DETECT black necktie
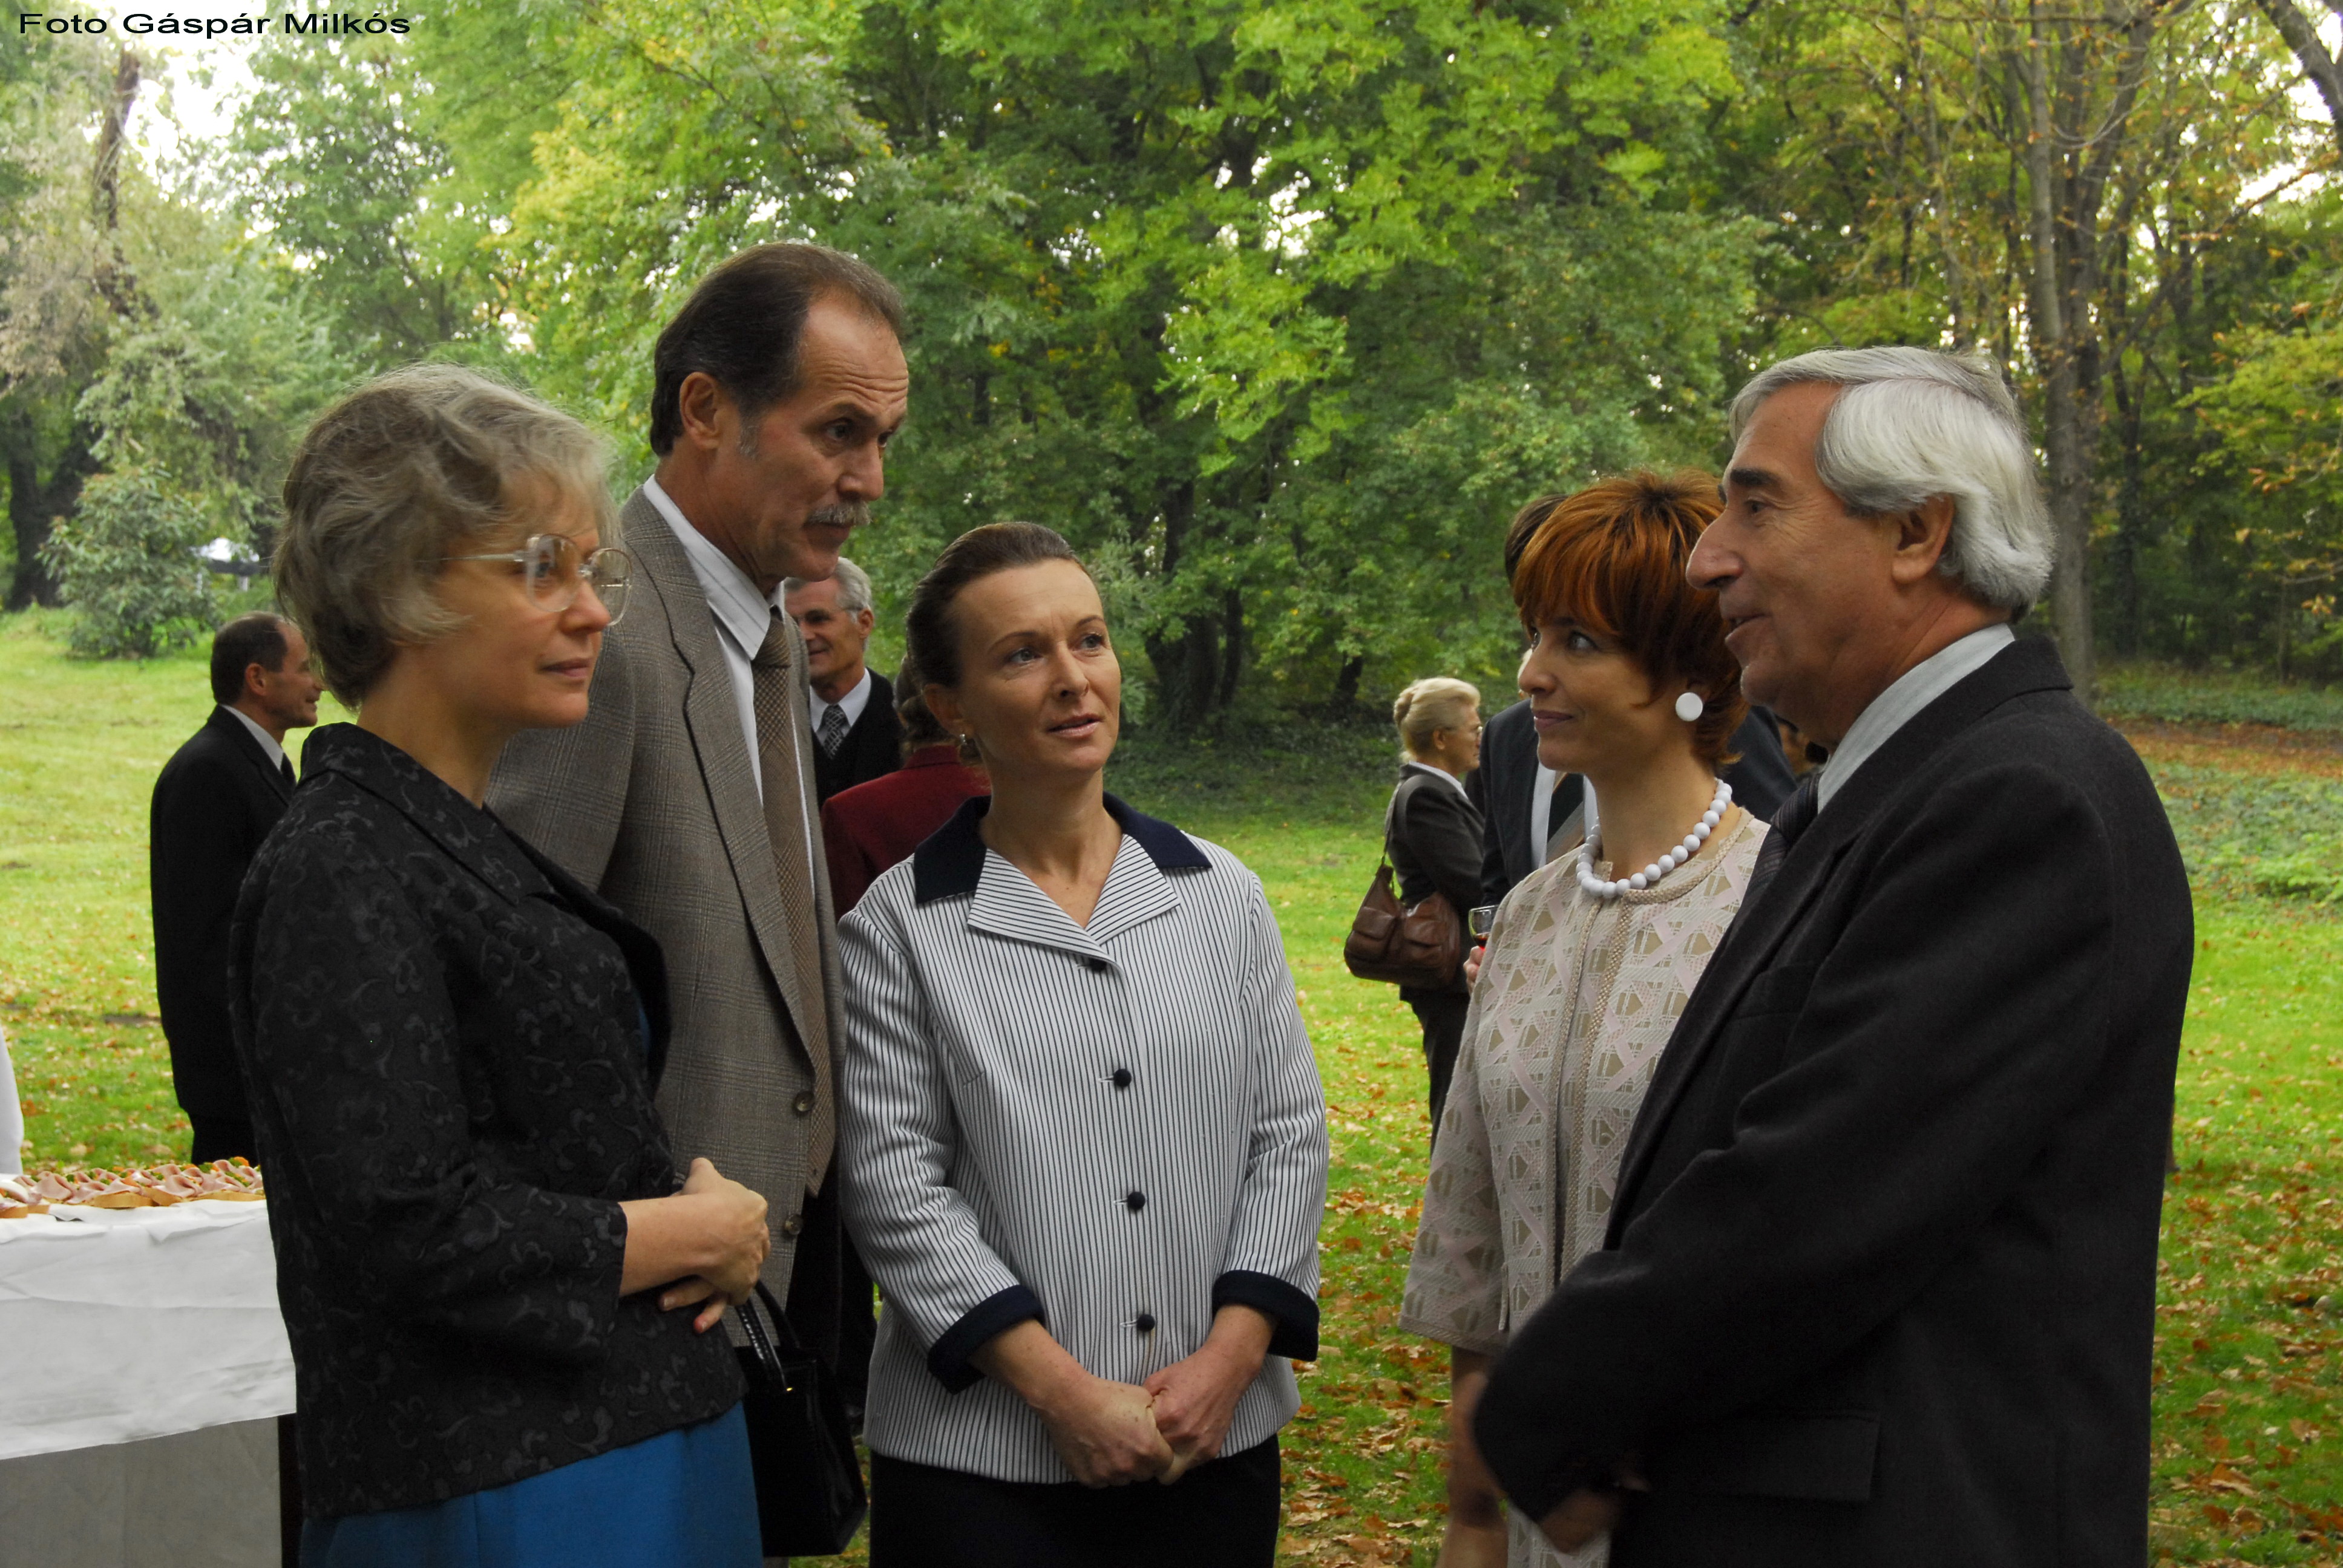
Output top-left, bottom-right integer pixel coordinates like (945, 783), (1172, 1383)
(279, 756), (297, 789)
(1745, 773), (1820, 908)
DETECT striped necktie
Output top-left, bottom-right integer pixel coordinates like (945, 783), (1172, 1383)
(1744, 773), (1820, 909)
(749, 612), (834, 1183)
(818, 702), (849, 757)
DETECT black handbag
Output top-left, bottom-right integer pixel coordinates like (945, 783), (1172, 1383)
(735, 1281), (868, 1557)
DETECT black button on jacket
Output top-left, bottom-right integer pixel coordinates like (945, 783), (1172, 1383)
(228, 725), (742, 1520)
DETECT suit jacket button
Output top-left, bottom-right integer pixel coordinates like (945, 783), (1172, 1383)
(793, 1091), (815, 1115)
(1133, 1313), (1156, 1334)
(780, 1213), (804, 1237)
(1087, 956), (1109, 973)
(1111, 1068), (1133, 1089)
(1125, 1191), (1146, 1212)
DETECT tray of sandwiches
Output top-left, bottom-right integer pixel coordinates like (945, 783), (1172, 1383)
(0, 1158), (264, 1219)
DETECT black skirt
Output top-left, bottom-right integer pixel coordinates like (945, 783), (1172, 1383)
(867, 1437), (1281, 1568)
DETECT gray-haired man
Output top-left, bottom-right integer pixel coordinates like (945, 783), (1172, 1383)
(784, 557), (905, 805)
(1470, 347), (2192, 1566)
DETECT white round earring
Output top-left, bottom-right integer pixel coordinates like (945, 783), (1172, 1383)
(1674, 691), (1706, 723)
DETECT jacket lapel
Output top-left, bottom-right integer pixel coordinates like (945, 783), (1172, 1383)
(305, 725), (548, 908)
(209, 707), (293, 803)
(622, 492), (819, 1041)
(1610, 637), (2076, 1224)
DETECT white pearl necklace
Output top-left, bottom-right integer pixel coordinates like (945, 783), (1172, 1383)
(1577, 779), (1733, 900)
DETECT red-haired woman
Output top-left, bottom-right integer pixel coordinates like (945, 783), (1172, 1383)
(1400, 473), (1766, 1568)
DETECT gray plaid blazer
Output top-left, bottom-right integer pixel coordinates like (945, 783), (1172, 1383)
(488, 488), (842, 1297)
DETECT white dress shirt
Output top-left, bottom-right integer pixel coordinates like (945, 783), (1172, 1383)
(1818, 622), (2017, 810)
(810, 665), (874, 738)
(1403, 758), (1469, 799)
(839, 797), (1329, 1482)
(220, 704), (287, 774)
(640, 477), (821, 871)
(1529, 765), (1599, 867)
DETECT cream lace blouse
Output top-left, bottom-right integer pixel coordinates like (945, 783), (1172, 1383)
(1400, 808), (1765, 1568)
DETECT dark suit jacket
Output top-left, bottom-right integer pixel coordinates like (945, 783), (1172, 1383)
(1385, 765), (1485, 998)
(1469, 698), (1797, 908)
(1473, 638), (2193, 1567)
(813, 668), (905, 804)
(229, 724), (741, 1519)
(821, 743), (989, 915)
(151, 706), (295, 1118)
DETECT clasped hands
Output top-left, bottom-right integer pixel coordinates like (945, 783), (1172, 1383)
(980, 1306), (1277, 1489)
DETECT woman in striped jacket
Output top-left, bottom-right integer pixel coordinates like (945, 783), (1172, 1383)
(836, 523), (1329, 1568)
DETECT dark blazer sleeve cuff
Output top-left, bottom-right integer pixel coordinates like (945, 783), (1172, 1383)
(1471, 1376), (1611, 1521)
(1213, 1270), (1319, 1361)
(928, 1284), (1046, 1393)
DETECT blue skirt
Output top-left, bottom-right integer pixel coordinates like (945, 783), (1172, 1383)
(301, 1403), (760, 1568)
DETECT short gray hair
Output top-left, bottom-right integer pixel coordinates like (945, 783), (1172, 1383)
(784, 556), (873, 615)
(1730, 347), (2053, 612)
(277, 364), (614, 704)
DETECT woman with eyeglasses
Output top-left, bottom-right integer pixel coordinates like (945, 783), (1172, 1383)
(1383, 676), (1487, 1142)
(231, 365), (770, 1567)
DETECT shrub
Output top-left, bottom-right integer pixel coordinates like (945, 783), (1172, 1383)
(38, 470), (221, 659)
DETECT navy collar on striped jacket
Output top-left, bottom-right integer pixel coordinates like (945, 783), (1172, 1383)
(913, 792), (1208, 904)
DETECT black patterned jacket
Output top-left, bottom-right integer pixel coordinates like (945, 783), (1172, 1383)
(228, 724), (743, 1518)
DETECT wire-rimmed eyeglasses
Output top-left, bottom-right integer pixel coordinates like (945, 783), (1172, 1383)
(445, 535), (632, 626)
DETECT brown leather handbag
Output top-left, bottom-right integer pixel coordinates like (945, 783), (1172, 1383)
(1343, 859), (1463, 988)
(1346, 783), (1464, 987)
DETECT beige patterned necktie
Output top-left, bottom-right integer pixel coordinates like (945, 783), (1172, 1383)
(750, 610), (834, 1182)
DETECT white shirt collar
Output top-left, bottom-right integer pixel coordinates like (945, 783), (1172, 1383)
(642, 475), (784, 657)
(1403, 759), (1470, 800)
(1817, 623), (2017, 809)
(219, 704), (287, 771)
(811, 665), (875, 730)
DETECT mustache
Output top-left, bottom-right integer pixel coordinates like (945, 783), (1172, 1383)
(806, 501), (871, 531)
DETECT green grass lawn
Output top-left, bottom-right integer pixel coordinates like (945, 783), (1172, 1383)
(5, 618), (2343, 1565)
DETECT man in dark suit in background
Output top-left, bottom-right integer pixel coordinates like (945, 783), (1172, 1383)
(152, 612), (321, 1162)
(786, 555), (905, 803)
(1473, 347), (2192, 1565)
(784, 552), (903, 1429)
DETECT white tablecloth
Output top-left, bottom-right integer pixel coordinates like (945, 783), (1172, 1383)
(0, 1201), (294, 1462)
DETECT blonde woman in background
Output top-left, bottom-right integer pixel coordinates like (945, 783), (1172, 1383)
(1383, 676), (1486, 1141)
(1403, 474), (1765, 1568)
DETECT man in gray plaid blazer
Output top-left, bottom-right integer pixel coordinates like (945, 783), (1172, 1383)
(491, 244), (909, 1348)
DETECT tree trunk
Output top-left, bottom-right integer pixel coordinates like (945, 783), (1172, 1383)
(2253, 0), (2343, 157)
(4, 414), (94, 610)
(1214, 586), (1245, 710)
(2110, 354), (2147, 656)
(91, 49), (146, 320)
(1329, 652), (1366, 718)
(2013, 31), (2098, 702)
(1145, 617), (1221, 731)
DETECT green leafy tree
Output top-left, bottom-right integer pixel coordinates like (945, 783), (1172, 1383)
(233, 5), (557, 367)
(77, 213), (355, 555)
(38, 466), (217, 658)
(0, 34), (125, 607)
(1722, 0), (2320, 696)
(466, 0), (1755, 725)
